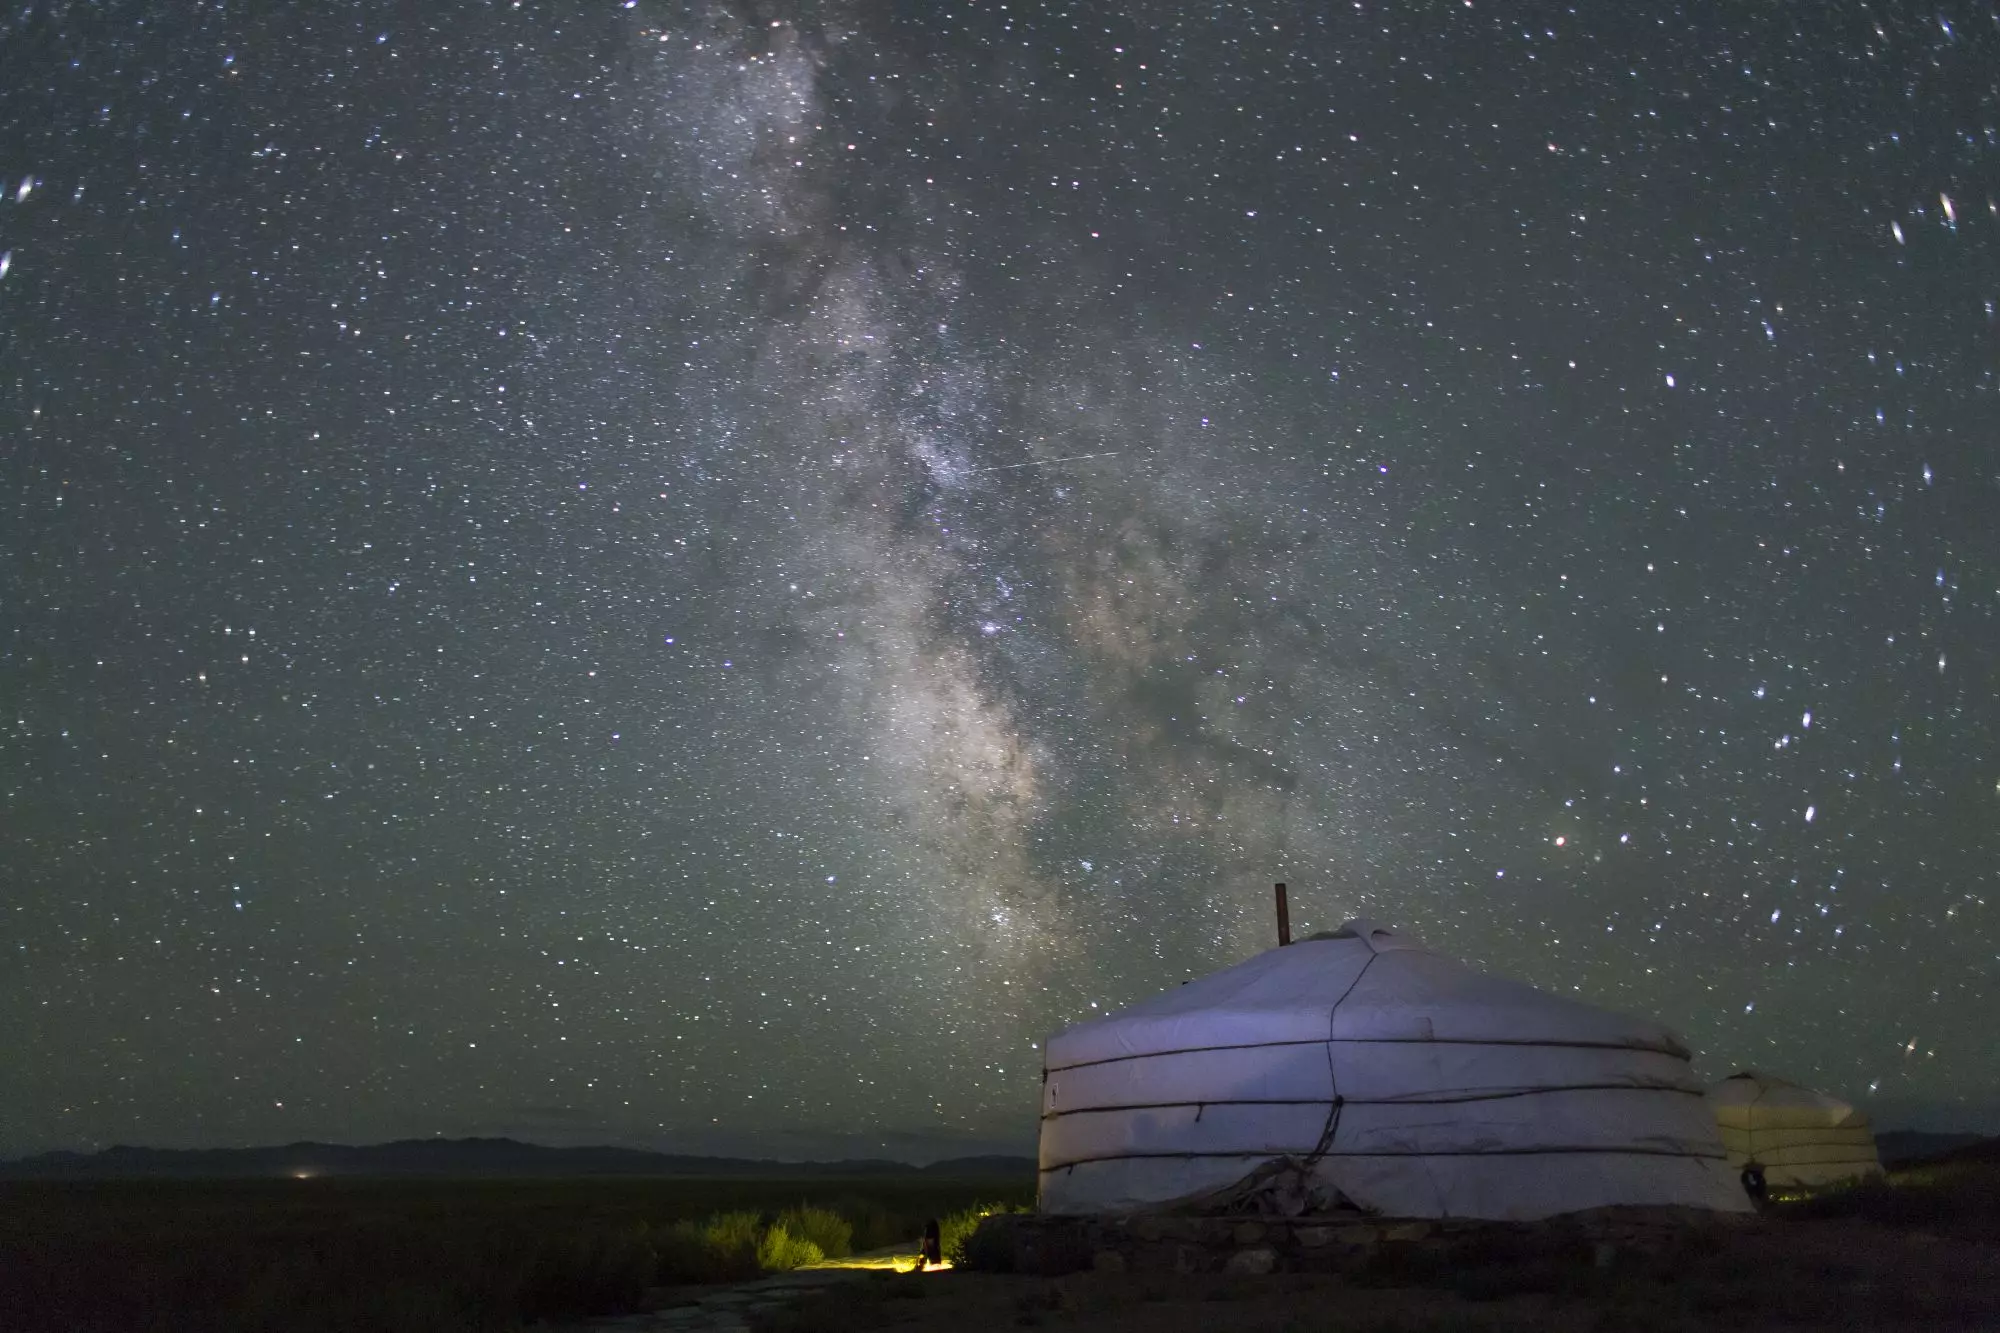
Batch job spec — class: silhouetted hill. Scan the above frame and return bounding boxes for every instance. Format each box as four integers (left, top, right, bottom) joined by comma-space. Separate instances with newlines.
1877, 1130, 1989, 1167
0, 1137, 1037, 1180
923, 1154, 1041, 1176
1909, 1134, 2000, 1166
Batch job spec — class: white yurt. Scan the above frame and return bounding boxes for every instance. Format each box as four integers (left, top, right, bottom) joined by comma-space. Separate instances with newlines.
1039, 920, 1750, 1220
1708, 1071, 1883, 1188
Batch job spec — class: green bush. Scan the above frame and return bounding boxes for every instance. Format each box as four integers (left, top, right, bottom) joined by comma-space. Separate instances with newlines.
658, 1208, 845, 1277
706, 1209, 766, 1278
937, 1203, 985, 1266
654, 1219, 724, 1284
702, 1209, 765, 1256
756, 1222, 826, 1271
654, 1212, 766, 1284
653, 1205, 858, 1280
939, 1200, 1029, 1267
776, 1205, 853, 1259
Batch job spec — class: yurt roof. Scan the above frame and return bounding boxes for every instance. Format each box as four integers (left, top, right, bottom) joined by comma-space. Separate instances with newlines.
1709, 1070, 1871, 1126
1046, 918, 1692, 1072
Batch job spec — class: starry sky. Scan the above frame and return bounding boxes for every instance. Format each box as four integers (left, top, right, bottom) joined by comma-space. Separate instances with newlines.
2, 1, 1996, 1160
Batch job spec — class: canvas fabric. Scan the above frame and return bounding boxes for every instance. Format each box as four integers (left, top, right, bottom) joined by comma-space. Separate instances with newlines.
1040, 922, 1751, 1219
1708, 1071, 1883, 1188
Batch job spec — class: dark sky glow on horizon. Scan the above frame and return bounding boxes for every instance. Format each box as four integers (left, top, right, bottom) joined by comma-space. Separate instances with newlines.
1, 1, 1996, 1158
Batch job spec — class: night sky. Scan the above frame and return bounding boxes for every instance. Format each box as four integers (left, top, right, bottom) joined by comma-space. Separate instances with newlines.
3, 2, 1996, 1160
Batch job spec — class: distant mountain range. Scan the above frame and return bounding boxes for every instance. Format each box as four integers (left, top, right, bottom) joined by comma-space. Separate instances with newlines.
8, 1131, 1987, 1181
0, 1137, 1037, 1180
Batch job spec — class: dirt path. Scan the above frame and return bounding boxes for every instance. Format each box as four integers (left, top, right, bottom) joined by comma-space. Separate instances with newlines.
575, 1245, 943, 1332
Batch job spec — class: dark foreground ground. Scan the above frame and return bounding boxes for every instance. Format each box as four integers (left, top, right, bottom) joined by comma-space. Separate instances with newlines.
0, 1174, 1030, 1332
757, 1155, 2000, 1333
3, 1155, 1995, 1332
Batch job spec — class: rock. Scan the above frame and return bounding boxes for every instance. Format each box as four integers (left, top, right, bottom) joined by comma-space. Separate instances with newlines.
1132, 1216, 1165, 1242
1232, 1221, 1268, 1245
1092, 1249, 1127, 1274
1224, 1247, 1278, 1276
1334, 1225, 1381, 1246
1382, 1222, 1432, 1243
1294, 1226, 1334, 1248
1593, 1241, 1619, 1269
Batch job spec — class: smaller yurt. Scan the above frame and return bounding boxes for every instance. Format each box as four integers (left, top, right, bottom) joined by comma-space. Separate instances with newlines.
1039, 920, 1750, 1220
1708, 1071, 1883, 1188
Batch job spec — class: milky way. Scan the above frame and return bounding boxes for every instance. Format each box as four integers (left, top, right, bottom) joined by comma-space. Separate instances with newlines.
2, 2, 1995, 1157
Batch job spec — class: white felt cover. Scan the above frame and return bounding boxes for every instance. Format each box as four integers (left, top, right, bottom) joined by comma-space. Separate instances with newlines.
1708, 1070, 1883, 1187
1039, 921, 1750, 1218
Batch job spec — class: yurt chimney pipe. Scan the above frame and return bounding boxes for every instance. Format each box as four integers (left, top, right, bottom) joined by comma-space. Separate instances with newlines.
1274, 882, 1291, 946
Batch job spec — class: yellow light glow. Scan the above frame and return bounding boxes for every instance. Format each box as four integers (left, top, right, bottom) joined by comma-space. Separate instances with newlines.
806, 1253, 952, 1273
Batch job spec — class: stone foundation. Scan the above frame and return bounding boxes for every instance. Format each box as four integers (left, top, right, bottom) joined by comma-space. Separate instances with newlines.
965, 1206, 1737, 1278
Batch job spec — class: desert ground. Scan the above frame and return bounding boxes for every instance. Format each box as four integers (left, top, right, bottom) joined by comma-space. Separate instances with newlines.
745, 1153, 2000, 1333
749, 1211, 1997, 1333
2, 1151, 1994, 1331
